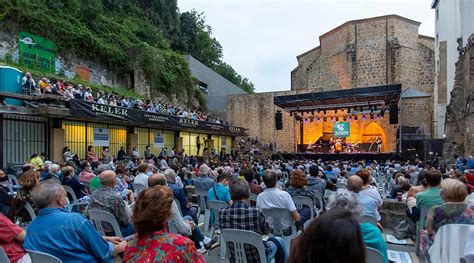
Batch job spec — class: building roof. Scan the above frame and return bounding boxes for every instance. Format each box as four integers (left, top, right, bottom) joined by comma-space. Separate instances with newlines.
274, 84, 401, 111
401, 88, 431, 99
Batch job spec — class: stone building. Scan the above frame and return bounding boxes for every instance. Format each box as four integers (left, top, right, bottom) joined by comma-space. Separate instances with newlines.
228, 15, 435, 153
443, 34, 474, 161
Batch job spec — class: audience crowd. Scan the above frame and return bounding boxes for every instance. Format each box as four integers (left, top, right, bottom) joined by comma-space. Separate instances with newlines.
1, 145, 474, 262
22, 72, 227, 125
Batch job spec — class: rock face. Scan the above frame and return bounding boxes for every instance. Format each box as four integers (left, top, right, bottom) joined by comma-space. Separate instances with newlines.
443, 35, 474, 161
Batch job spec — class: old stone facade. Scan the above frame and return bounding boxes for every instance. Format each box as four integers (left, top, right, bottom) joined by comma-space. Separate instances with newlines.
443, 34, 474, 161
228, 15, 435, 153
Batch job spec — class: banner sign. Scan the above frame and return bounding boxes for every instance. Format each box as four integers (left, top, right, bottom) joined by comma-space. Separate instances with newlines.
333, 122, 350, 138
93, 128, 110, 146
69, 99, 245, 136
18, 32, 57, 73
154, 132, 164, 148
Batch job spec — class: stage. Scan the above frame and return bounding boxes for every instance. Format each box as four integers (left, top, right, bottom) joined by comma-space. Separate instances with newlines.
272, 152, 400, 162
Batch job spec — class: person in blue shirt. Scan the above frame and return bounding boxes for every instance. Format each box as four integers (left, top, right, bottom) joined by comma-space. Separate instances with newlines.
165, 168, 198, 223
207, 170, 232, 206
23, 180, 126, 262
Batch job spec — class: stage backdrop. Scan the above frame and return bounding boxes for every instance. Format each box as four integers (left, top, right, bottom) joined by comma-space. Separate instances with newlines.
334, 122, 350, 138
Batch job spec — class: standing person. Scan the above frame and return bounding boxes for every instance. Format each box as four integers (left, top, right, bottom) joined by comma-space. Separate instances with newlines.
144, 145, 152, 160
196, 136, 201, 156
30, 153, 45, 171
131, 147, 140, 163
376, 136, 382, 153
123, 186, 205, 262
117, 146, 127, 161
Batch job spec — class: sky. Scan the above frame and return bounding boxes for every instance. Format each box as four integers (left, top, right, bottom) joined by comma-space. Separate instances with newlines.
178, 0, 435, 93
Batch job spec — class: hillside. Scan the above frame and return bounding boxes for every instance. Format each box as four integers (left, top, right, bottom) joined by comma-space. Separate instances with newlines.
0, 0, 254, 104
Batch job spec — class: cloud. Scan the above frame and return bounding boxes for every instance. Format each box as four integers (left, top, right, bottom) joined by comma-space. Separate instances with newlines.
178, 0, 434, 93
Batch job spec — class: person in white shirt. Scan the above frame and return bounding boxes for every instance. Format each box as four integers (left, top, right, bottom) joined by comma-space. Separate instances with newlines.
97, 96, 107, 105
133, 163, 149, 188
354, 169, 383, 221
256, 169, 301, 230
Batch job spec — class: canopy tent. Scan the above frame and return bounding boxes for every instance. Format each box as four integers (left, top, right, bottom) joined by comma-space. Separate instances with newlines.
274, 84, 401, 111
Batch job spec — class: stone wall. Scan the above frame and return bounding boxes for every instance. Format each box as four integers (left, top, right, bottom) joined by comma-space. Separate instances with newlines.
443, 35, 474, 161
291, 15, 435, 137
229, 15, 435, 152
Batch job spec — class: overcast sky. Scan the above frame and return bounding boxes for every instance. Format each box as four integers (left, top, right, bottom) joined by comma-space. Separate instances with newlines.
178, 0, 435, 93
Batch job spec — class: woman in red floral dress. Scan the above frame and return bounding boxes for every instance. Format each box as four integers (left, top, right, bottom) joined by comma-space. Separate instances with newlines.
123, 186, 205, 263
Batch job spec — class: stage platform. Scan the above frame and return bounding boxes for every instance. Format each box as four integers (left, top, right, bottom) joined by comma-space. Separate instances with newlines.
273, 152, 400, 162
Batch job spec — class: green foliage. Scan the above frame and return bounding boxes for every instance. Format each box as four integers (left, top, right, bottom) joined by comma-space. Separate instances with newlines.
0, 0, 254, 112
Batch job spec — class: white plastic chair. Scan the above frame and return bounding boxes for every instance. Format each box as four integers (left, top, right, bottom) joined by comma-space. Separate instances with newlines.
207, 200, 230, 259
26, 249, 62, 263
415, 207, 431, 255
62, 185, 89, 212
7, 174, 19, 186
366, 247, 384, 263
221, 229, 269, 263
24, 202, 36, 220
0, 247, 10, 263
292, 196, 315, 220
262, 208, 298, 253
428, 224, 474, 263
88, 209, 127, 238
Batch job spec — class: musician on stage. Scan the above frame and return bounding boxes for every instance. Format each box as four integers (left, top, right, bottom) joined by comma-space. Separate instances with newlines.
306, 141, 314, 152
376, 136, 382, 153
329, 137, 335, 153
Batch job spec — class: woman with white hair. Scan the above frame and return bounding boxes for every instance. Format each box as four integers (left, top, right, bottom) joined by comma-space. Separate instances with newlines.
327, 189, 388, 263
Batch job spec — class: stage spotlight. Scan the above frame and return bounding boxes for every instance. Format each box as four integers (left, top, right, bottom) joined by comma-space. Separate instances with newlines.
354, 115, 359, 120
376, 114, 381, 119
349, 116, 352, 121
362, 115, 366, 120
317, 117, 321, 122
330, 117, 334, 122
370, 114, 374, 119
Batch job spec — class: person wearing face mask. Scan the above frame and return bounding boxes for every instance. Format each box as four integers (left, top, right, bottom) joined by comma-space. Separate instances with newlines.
79, 160, 96, 184
24, 180, 126, 261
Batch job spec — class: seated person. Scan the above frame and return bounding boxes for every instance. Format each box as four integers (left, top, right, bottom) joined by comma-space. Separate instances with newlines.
165, 169, 198, 223
256, 170, 301, 235
61, 166, 88, 201
88, 170, 134, 237
219, 179, 287, 263
123, 186, 204, 262
194, 164, 215, 191
356, 169, 383, 221
420, 179, 474, 255
24, 180, 126, 261
327, 189, 388, 263
0, 213, 30, 263
286, 169, 316, 228
148, 173, 216, 250
416, 170, 444, 210
289, 208, 366, 263
347, 175, 381, 225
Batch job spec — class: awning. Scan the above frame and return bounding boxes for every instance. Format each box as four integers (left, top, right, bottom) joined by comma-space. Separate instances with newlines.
274, 84, 401, 111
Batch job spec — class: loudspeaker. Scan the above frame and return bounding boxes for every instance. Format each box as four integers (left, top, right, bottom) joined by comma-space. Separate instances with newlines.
389, 104, 398, 124
275, 112, 283, 130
